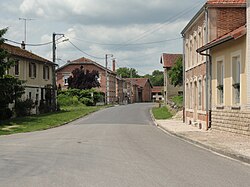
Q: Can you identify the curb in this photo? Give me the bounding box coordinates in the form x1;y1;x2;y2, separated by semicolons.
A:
150;110;250;165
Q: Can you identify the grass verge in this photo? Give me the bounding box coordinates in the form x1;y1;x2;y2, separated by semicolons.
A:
171;95;183;108
0;105;105;136
152;106;173;120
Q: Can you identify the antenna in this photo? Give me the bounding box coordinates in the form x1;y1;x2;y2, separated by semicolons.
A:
19;17;35;44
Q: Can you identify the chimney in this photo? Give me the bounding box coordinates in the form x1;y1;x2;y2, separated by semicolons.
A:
21;41;25;50
112;59;116;72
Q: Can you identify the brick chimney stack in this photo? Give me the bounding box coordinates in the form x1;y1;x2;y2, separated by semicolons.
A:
21;41;25;49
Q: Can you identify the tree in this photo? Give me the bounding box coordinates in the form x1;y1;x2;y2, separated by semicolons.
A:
116;67;140;78
68;66;100;90
143;70;164;86
168;57;183;87
0;28;25;120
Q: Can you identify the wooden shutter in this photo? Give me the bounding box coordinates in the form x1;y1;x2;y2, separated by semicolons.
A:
29;62;32;77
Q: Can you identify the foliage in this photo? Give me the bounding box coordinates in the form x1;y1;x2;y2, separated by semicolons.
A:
68;66;100;90
0;75;25;107
57;94;81;107
143;70;164;86
168;57;183;87
171;95;183;108
58;88;103;106
116;67;140;78
0;28;15;78
15;99;35;117
0;108;13;121
152;106;173;120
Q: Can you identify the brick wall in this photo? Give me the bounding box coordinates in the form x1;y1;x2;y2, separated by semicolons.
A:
216;7;246;38
142;82;152;102
212;110;250;136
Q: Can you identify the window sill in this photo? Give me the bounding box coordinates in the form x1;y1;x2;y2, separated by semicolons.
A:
216;105;224;110
231;106;241;110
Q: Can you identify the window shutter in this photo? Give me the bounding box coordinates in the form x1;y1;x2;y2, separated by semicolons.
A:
29;63;32;77
34;64;36;78
43;66;45;79
48;67;50;79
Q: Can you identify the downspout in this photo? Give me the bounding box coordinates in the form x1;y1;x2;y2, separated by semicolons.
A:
204;7;212;129
182;34;185;123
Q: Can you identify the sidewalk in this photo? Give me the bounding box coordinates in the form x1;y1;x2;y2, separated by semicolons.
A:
154;119;250;164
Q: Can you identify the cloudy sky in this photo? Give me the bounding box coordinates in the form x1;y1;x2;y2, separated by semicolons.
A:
1;0;206;75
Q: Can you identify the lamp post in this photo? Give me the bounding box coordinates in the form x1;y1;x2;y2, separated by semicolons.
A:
105;54;113;105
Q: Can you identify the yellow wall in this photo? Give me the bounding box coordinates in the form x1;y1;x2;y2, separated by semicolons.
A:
211;35;246;108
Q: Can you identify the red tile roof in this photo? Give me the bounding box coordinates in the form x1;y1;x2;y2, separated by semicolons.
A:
207;0;246;4
160;53;182;68
72;57;94;63
197;24;246;52
0;43;52;64
126;78;152;88
152;86;163;93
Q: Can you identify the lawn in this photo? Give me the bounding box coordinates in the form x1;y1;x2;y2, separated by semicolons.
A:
152;106;173;120
0;105;105;135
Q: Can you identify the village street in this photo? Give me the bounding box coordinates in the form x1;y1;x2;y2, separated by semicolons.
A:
0;103;249;187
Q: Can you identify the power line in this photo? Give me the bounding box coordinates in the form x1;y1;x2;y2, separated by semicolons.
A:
67;40;105;60
4;36;64;46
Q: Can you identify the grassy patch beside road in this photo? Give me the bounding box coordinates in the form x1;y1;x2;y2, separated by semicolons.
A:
152;106;173;120
0;105;105;136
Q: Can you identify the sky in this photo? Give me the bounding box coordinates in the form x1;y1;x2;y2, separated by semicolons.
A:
0;0;206;75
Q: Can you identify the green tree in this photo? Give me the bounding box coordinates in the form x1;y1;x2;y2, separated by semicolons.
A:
116;67;140;78
168;57;183;87
143;70;164;86
0;28;25;120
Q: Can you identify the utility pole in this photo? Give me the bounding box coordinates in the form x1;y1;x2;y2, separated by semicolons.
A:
52;33;64;111
105;54;113;105
19;17;34;44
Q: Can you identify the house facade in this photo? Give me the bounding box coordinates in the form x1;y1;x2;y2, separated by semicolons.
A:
1;43;55;114
56;57;117;104
197;25;249;136
160;53;183;105
182;0;246;130
126;78;152;102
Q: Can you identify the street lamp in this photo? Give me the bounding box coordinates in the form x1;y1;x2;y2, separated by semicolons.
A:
105;54;113;105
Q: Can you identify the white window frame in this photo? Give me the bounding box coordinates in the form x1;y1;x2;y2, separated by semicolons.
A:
64;75;70;86
231;50;241;106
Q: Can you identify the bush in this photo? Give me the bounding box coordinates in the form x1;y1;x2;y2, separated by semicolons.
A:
57;94;81;107
80;97;94;106
15;99;34;117
0;107;13;120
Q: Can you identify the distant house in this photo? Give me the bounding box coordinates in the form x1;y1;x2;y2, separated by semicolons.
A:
160;53;183;105
56;57;117;104
0;43;55;114
126;78;152;102
152;86;164;102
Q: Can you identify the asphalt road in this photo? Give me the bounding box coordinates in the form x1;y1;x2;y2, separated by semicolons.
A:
0;103;249;187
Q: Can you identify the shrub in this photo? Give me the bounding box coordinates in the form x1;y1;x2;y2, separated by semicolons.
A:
80;97;94;106
15;99;34;117
57;94;81;107
0;107;13;120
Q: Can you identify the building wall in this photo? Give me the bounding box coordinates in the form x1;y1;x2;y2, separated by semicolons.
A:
142;81;152;102
210;36;249;135
56;64;117;104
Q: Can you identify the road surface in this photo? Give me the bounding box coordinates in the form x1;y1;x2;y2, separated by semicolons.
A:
0;103;249;187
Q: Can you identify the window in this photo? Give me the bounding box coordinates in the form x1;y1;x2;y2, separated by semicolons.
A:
198;80;202;109
232;55;241;105
29;62;36;78
217;61;224;105
43;65;50;80
190;82;193;109
203;77;206;110
64;75;69;86
14;60;19;76
186;83;189;108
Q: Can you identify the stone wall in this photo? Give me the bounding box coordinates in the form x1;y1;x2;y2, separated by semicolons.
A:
212;110;250;136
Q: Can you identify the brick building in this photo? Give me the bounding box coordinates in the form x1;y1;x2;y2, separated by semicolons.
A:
181;0;246;130
56;57;117;104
